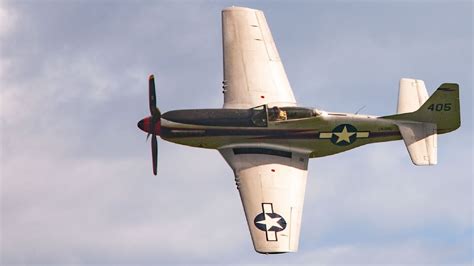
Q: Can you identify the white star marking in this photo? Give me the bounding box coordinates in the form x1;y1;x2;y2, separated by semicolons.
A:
334;126;356;143
256;213;283;230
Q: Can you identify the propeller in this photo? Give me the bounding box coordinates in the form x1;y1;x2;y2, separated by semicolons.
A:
148;74;161;175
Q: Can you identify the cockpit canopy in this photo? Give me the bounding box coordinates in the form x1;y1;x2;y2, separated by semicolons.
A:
251;105;319;127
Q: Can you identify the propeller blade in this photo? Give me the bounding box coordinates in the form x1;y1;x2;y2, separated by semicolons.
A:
151;134;158;175
149;75;156;115
149;75;161;117
146;74;160;176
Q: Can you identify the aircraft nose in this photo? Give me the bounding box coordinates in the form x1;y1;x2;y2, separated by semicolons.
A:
137;117;160;135
137;118;150;133
137;119;143;130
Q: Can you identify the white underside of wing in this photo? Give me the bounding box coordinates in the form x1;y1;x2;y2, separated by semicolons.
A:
222;7;297;109
220;147;308;253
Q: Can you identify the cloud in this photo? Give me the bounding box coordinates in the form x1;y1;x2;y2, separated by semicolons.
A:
1;1;472;265
2;142;251;263
0;3;16;37
293;239;471;264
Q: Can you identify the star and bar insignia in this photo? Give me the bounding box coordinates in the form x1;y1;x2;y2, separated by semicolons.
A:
319;124;370;146
254;203;287;241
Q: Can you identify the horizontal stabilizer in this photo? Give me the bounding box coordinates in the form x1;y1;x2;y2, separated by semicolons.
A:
397;122;437;165
397;78;429;114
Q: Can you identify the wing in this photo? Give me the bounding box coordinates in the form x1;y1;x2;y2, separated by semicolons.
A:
222;7;297;109
220;146;309;253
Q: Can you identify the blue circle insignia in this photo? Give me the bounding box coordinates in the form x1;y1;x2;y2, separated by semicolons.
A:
254;212;287;232
331;124;358;146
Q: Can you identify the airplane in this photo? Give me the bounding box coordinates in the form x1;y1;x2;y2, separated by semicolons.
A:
137;6;460;254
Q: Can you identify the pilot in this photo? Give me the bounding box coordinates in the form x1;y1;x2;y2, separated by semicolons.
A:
271;106;287;121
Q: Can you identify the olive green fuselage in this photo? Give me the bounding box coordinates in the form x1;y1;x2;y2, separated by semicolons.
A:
158;106;403;158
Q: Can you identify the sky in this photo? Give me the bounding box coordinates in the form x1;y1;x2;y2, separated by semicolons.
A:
1;0;472;265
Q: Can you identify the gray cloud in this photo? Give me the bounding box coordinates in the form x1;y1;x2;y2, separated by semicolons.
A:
1;1;472;264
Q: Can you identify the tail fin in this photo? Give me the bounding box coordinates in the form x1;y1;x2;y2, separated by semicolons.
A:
383;81;460;133
382;80;460;166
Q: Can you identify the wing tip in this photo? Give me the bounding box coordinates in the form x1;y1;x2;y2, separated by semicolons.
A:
222;6;262;13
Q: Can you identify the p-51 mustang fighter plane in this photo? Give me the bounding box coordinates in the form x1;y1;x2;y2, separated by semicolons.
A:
137;6;460;254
